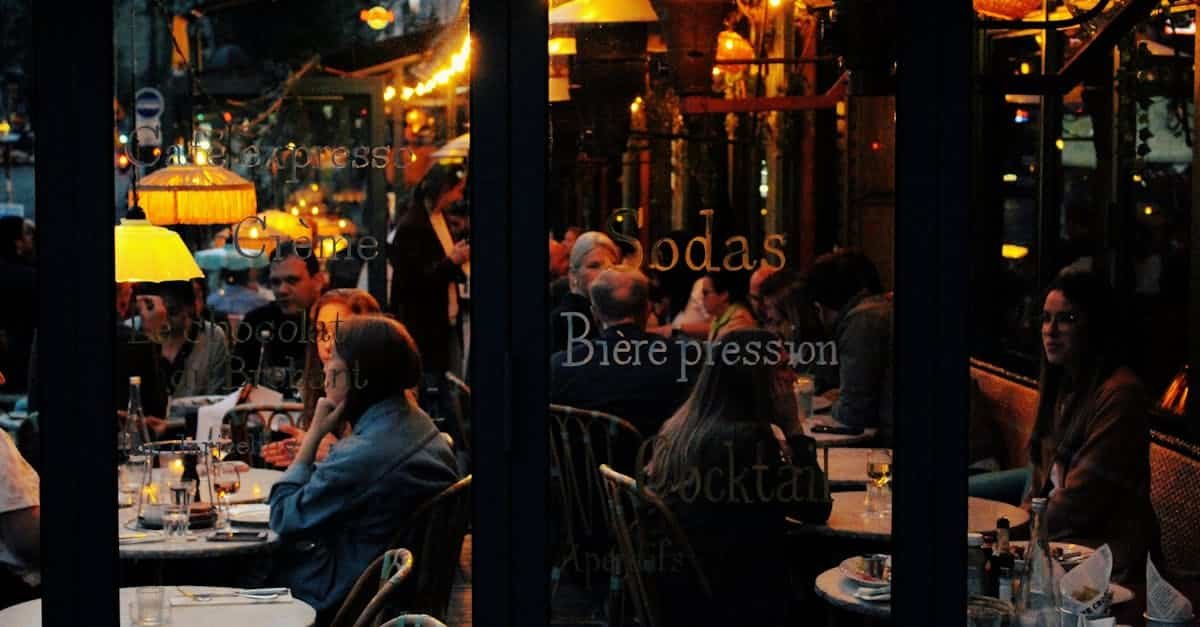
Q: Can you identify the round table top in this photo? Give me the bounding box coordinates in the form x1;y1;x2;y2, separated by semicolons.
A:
119;468;283;560
802;418;879;447
814;567;891;618
821;447;885;488
795;494;1030;541
0;586;315;627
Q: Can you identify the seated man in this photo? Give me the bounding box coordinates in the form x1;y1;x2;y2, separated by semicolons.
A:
0;429;39;608
550;266;693;437
143;281;233;398
807;251;894;440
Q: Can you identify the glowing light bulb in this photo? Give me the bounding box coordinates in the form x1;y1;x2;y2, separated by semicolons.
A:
384;85;397;102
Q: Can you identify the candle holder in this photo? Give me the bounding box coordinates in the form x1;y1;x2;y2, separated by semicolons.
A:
133;439;217;528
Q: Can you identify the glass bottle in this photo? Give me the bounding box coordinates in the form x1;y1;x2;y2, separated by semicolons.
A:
967;532;987;597
1019;497;1059;625
120;376;150;458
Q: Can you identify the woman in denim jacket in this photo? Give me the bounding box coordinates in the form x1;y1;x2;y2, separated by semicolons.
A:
268;316;459;612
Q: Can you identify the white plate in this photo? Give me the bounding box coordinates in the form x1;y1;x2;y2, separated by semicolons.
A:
853;588;891;602
227;504;271;526
839;555;892;588
1009;541;1097;567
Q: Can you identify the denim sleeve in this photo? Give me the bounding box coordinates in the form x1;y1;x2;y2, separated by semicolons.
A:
831;306;891;430
268;442;361;536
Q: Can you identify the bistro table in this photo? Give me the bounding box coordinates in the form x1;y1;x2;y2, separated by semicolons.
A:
814;566;890;619
794;493;1030;541
820;447;884;490
802;418;879;473
0;586;316;626
119;468;283;560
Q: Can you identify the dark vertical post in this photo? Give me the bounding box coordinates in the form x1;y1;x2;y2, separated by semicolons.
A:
1037;30;1064;287
33;2;120;626
510;0;548;623
893;1;971;626
469;0;510;621
1190;24;1200;434
367;78;388;306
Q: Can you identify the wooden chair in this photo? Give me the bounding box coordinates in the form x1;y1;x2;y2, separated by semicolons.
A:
378;615;447;627
330;548;416;627
222;401;303;466
443;372;471;455
1150;430;1200;579
388;475;473;618
599;464;711;627
547;404;645;599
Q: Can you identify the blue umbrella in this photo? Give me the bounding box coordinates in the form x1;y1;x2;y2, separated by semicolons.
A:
195;244;270;272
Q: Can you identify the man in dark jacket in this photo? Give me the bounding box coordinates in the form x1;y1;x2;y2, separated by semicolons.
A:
233;241;325;394
550;266;693;436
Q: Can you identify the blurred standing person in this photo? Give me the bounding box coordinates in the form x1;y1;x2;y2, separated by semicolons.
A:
548;231;620;354
390;178;470;428
0;216;35;393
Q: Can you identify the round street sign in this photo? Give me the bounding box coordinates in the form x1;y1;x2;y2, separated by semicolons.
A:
135;88;164;120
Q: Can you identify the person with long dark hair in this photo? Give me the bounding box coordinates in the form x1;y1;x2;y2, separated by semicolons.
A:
261;289;382;468
1025;270;1160;583
643;329;831;627
268;316;459;613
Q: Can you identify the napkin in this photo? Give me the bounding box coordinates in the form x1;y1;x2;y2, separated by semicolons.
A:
1060;544;1113;618
1147;556;1194;621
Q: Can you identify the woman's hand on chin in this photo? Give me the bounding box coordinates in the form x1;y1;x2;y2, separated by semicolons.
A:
310;398;346;438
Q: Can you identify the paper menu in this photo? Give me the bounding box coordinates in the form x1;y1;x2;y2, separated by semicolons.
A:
1148;556;1194;620
194;385;284;442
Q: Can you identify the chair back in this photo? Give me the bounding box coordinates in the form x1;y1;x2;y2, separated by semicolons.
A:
378;616;447;627
443;372;471;455
331;548;416;627
389;475;473;618
547;404;644;554
599;464;711;627
1150;430;1200;578
222;402;303;466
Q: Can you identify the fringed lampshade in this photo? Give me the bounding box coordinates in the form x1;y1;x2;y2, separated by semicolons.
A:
114;216;204;282
133;164;257;225
549;0;658;24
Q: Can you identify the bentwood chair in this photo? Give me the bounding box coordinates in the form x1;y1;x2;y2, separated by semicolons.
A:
388;475;473;618
599;464;712;627
222;401;303;466
547;404;645;600
330;548;416;627
1150;430;1200;579
378;616;447;627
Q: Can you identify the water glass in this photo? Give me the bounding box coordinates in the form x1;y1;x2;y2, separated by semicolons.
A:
129;587;169;626
164;480;194;540
793;375;815;422
864;449;893;518
118;456;147;506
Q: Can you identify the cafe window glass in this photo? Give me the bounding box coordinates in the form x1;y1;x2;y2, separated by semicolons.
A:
106;1;472;624
972;5;1192;407
546;0;898;624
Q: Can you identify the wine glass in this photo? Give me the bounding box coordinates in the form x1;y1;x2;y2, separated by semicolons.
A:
864;449;893;518
209;424;234;462
213;462;242;531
